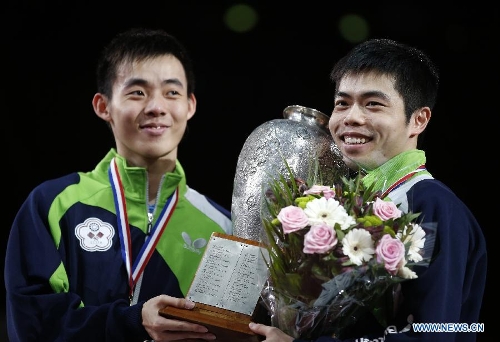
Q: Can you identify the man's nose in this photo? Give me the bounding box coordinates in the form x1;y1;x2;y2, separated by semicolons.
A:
342;106;365;125
145;95;167;116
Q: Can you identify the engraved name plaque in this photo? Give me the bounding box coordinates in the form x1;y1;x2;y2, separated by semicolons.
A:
159;232;269;342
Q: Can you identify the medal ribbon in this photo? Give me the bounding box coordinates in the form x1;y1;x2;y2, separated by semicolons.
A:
109;157;179;297
381;164;426;198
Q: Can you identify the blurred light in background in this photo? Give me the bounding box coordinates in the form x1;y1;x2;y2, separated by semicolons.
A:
224;4;259;33
339;14;369;43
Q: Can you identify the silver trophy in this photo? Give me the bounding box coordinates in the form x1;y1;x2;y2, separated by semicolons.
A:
231;105;349;241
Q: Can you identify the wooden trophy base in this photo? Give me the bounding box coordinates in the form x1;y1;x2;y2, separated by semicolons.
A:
159;232;271;341
159;302;261;342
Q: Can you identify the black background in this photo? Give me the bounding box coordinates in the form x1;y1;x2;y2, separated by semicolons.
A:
3;2;497;341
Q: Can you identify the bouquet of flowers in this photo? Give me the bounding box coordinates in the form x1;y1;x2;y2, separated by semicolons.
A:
259;164;434;339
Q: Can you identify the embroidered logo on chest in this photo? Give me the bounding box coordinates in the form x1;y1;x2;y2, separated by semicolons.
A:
75;217;115;252
181;232;207;254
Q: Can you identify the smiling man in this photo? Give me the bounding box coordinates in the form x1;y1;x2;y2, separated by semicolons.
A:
5;28;232;341
249;39;487;342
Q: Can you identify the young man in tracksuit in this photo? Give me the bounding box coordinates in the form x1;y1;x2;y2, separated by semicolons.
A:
5;28;231;341
249;39;487;342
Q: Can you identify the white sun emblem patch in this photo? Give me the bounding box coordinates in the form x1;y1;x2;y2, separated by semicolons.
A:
75;217;115;252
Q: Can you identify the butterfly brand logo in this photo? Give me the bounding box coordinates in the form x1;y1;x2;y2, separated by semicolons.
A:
182;232;207;254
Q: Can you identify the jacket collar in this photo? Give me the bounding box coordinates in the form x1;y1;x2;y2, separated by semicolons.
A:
361;149;429;194
95;148;187;203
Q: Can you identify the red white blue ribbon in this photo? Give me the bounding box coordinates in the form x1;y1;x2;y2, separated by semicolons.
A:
108;157;178;297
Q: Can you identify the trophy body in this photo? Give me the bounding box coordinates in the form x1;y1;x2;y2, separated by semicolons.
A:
231;105;349;241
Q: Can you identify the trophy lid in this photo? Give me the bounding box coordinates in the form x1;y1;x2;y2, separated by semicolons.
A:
283;105;330;133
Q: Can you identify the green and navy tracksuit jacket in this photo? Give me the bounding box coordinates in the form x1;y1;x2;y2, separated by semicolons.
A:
5;149;233;341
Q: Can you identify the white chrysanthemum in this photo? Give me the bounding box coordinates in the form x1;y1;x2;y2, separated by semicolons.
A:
303;197;356;230
397;259;418;279
341;228;375;265
397;223;426;262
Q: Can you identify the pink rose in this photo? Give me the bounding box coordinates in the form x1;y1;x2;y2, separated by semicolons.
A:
372;197;402;220
303;223;338;254
375;234;405;275
277;206;309;234
304;185;335;199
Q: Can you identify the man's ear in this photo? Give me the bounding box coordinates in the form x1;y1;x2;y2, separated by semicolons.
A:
92;93;111;123
409;107;431;137
186;93;197;120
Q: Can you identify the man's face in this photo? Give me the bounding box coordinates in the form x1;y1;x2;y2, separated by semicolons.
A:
103;55;196;166
328;72;417;171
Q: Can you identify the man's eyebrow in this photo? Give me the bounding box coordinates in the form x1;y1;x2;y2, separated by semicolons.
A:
122;78;185;88
336;91;352;99
336;90;390;101
361;90;390;101
123;78;148;88
162;78;184;88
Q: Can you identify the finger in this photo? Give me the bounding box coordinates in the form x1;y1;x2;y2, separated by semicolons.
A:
165;318;210;333
248;322;268;335
156;295;196;309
